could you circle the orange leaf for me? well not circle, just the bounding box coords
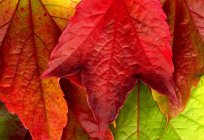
[0,0,79,139]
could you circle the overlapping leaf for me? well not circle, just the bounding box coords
[62,111,89,140]
[43,0,178,137]
[0,0,79,139]
[112,83,166,140]
[113,76,204,140]
[160,76,204,140]
[155,0,204,118]
[60,77,114,140]
[186,0,204,40]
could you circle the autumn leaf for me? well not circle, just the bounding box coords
[172,0,204,110]
[183,0,204,40]
[43,0,178,137]
[154,0,204,118]
[60,77,114,140]
[160,76,204,140]
[61,111,90,140]
[0,0,79,139]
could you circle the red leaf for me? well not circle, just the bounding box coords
[0,0,78,139]
[60,77,114,140]
[43,0,178,137]
[186,0,204,40]
[161,0,204,117]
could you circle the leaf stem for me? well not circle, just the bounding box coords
[137,80,140,140]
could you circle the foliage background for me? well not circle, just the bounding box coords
[0,0,204,139]
[0,77,204,139]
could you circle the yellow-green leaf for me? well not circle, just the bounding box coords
[113,77,204,140]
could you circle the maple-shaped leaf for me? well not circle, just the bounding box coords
[60,77,114,140]
[0,0,79,139]
[43,0,179,137]
[154,0,204,118]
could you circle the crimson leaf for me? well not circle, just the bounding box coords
[43,0,178,137]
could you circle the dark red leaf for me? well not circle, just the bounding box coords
[160,0,204,117]
[60,77,114,140]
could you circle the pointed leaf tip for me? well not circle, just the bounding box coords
[156,0,204,118]
[60,77,114,140]
[0,0,79,139]
[46,0,176,134]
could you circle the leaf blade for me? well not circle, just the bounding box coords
[0,0,78,139]
[113,77,204,140]
[158,0,204,117]
[60,77,114,140]
[44,0,177,137]
[112,83,166,140]
[160,76,204,140]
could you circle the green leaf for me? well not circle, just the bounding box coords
[113,77,204,140]
[0,102,27,140]
[160,77,204,140]
[112,82,166,140]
